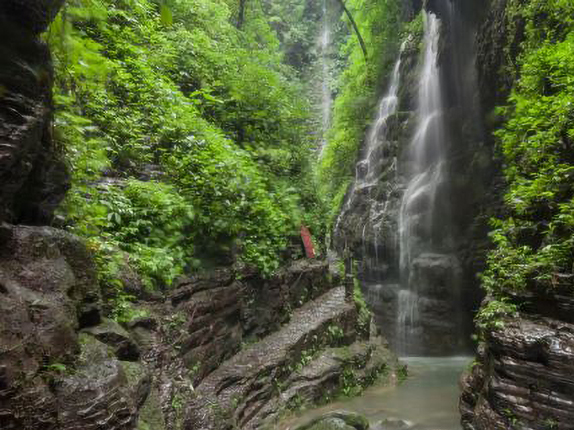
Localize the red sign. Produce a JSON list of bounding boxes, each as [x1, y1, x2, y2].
[[300, 226, 315, 259]]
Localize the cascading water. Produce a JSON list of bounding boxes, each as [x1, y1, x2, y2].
[[334, 43, 405, 236], [396, 11, 452, 355], [318, 0, 332, 156], [357, 45, 404, 186], [335, 0, 481, 356]]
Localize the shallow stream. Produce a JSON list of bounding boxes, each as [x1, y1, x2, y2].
[[279, 356, 471, 430]]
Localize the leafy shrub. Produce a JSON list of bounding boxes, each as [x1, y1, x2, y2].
[[48, 0, 325, 302], [481, 0, 574, 299]]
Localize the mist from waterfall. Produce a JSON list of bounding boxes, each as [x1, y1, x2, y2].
[[318, 0, 332, 157], [397, 11, 446, 354]]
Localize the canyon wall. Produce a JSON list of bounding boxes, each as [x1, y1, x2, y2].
[[0, 0, 69, 224], [0, 3, 397, 429], [460, 0, 574, 428]]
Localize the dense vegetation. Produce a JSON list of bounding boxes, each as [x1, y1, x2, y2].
[[478, 0, 574, 328], [47, 0, 413, 319], [45, 0, 574, 333], [47, 0, 328, 310]]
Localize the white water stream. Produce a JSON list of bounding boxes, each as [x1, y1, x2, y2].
[[318, 0, 332, 157], [334, 42, 405, 235], [396, 12, 446, 354]]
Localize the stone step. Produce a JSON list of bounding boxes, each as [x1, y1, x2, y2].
[[183, 286, 358, 430], [260, 340, 396, 428]]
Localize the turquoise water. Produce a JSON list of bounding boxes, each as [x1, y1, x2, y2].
[[279, 356, 471, 430]]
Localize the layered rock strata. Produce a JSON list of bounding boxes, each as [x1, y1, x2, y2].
[[0, 0, 69, 224], [460, 287, 574, 429], [183, 286, 395, 430]]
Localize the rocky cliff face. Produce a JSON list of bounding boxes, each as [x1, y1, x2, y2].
[[0, 224, 150, 430], [459, 0, 574, 428], [0, 0, 69, 224], [460, 288, 574, 429]]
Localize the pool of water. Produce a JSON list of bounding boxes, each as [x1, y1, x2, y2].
[[279, 356, 471, 430]]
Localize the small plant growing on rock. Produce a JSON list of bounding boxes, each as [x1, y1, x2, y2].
[[476, 298, 519, 332], [327, 324, 345, 344]]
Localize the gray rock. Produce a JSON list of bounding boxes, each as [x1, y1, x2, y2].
[[296, 411, 370, 430], [183, 287, 359, 430], [460, 310, 574, 430], [54, 334, 150, 429], [0, 0, 69, 224], [0, 225, 159, 430], [83, 318, 141, 361], [169, 259, 338, 382]]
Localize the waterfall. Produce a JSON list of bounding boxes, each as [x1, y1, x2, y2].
[[357, 45, 404, 186], [318, 0, 332, 157], [396, 11, 447, 355], [334, 43, 405, 235], [335, 0, 479, 356]]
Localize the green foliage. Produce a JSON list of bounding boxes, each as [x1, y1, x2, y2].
[[47, 0, 325, 308], [45, 363, 68, 373], [480, 0, 574, 303], [353, 280, 372, 336], [327, 324, 345, 344], [66, 179, 194, 290], [318, 0, 402, 224], [262, 0, 322, 71], [476, 298, 518, 332]]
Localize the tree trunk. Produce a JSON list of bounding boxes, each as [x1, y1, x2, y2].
[[237, 0, 246, 29], [335, 0, 368, 62]]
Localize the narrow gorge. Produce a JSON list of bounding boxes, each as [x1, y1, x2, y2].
[[335, 0, 487, 357], [1, 0, 573, 429]]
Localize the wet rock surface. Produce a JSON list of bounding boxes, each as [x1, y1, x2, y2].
[[54, 335, 150, 430], [0, 224, 385, 430], [295, 411, 370, 430], [183, 286, 396, 430], [460, 289, 574, 430], [0, 224, 148, 429], [333, 0, 491, 355], [83, 318, 141, 361], [0, 0, 69, 224], [169, 259, 339, 382]]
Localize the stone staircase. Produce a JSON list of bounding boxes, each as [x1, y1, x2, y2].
[[183, 287, 394, 430]]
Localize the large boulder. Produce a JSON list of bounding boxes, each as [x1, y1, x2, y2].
[[83, 318, 141, 361], [0, 224, 150, 429], [54, 335, 150, 430]]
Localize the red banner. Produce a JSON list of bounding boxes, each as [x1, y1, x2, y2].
[[300, 226, 315, 259]]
